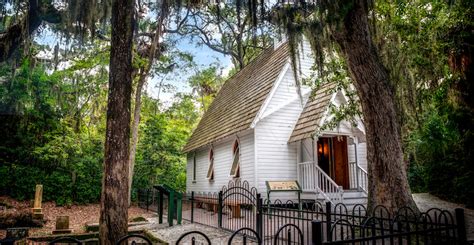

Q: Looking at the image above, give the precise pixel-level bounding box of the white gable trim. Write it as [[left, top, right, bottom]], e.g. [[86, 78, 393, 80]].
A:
[[254, 126, 258, 189], [318, 88, 366, 136], [250, 61, 291, 128], [260, 89, 311, 120]]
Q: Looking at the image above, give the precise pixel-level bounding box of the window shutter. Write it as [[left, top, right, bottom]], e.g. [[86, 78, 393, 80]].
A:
[[207, 150, 214, 180], [230, 144, 240, 177], [192, 153, 197, 181]]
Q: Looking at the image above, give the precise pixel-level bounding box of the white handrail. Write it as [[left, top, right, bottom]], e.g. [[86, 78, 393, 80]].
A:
[[297, 161, 344, 204], [349, 161, 368, 194]]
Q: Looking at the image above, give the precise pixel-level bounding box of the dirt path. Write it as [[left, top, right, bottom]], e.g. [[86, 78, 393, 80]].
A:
[[413, 193, 474, 241]]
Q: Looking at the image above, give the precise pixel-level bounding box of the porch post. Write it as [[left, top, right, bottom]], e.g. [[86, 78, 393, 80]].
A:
[[353, 138, 360, 191], [314, 137, 319, 190], [297, 140, 301, 187]]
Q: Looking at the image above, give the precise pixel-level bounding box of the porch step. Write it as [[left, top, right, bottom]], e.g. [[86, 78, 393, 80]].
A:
[[340, 190, 367, 210], [300, 190, 367, 210], [343, 190, 366, 198]]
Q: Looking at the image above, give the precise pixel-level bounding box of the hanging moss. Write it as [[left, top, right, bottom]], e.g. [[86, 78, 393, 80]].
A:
[[64, 0, 111, 40]]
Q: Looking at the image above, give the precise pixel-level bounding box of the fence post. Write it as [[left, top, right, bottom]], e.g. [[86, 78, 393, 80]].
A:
[[169, 190, 175, 226], [325, 202, 332, 241], [138, 189, 142, 209], [312, 220, 323, 245], [146, 189, 150, 212], [256, 193, 263, 239], [190, 191, 195, 223], [218, 191, 223, 228], [455, 208, 467, 245], [177, 194, 182, 225], [158, 191, 164, 224]]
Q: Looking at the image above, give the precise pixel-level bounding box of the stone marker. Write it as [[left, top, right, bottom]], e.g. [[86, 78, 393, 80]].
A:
[[52, 216, 73, 234], [32, 184, 43, 219]]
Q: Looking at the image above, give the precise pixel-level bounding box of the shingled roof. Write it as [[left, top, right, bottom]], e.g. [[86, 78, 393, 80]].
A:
[[288, 83, 336, 143], [183, 43, 290, 152]]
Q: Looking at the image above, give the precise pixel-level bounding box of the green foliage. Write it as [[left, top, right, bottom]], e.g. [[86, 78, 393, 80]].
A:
[[0, 57, 106, 205], [0, 51, 203, 204], [406, 81, 474, 207], [132, 94, 199, 194], [0, 28, 206, 203], [187, 66, 224, 112], [375, 0, 474, 207]]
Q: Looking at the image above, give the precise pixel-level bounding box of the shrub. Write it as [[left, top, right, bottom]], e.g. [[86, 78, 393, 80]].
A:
[[406, 101, 474, 207]]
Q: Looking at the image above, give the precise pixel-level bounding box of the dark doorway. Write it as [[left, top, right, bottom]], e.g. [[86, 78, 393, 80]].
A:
[[317, 138, 331, 175], [317, 136, 350, 189]]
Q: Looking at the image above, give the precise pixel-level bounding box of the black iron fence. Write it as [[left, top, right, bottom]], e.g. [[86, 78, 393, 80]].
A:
[[38, 212, 468, 244], [37, 208, 468, 244], [137, 188, 162, 212], [135, 180, 469, 244]]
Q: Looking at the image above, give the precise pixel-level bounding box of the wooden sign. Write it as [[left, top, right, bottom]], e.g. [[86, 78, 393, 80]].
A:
[[266, 181, 301, 192]]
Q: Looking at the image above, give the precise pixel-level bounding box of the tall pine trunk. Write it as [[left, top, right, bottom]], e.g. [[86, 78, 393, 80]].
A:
[[128, 17, 164, 205], [332, 0, 417, 214], [99, 0, 135, 243], [128, 74, 146, 205]]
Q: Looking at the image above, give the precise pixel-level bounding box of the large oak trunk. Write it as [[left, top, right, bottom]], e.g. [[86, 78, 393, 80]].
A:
[[332, 0, 417, 214], [99, 0, 135, 243]]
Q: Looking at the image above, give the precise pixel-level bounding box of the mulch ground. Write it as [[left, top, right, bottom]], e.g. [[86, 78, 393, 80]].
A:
[[0, 196, 156, 239]]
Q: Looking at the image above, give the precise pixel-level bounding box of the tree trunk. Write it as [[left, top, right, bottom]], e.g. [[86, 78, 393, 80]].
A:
[[0, 0, 40, 61], [332, 0, 418, 215], [0, 0, 60, 62], [99, 0, 134, 243], [128, 16, 164, 205], [128, 73, 146, 205]]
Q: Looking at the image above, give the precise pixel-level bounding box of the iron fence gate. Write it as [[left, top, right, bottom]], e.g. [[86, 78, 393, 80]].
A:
[[137, 180, 469, 245], [218, 180, 259, 233]]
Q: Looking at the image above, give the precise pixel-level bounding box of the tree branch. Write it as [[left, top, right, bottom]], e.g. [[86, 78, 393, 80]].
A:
[[0, 0, 61, 62]]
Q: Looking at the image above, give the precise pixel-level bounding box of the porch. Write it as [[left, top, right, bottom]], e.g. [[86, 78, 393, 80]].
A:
[[295, 135, 368, 205]]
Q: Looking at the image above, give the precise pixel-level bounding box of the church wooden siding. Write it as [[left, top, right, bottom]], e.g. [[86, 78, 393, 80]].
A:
[[186, 130, 255, 193]]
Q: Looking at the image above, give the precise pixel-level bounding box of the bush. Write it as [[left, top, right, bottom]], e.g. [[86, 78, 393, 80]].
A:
[[0, 163, 102, 205], [407, 163, 427, 193], [406, 101, 474, 208]]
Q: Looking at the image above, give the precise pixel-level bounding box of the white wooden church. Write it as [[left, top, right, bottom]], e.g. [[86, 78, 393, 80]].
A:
[[183, 40, 368, 206]]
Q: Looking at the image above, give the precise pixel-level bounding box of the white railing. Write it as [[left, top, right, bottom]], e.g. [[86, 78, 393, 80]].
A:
[[349, 161, 368, 194], [297, 161, 344, 204]]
